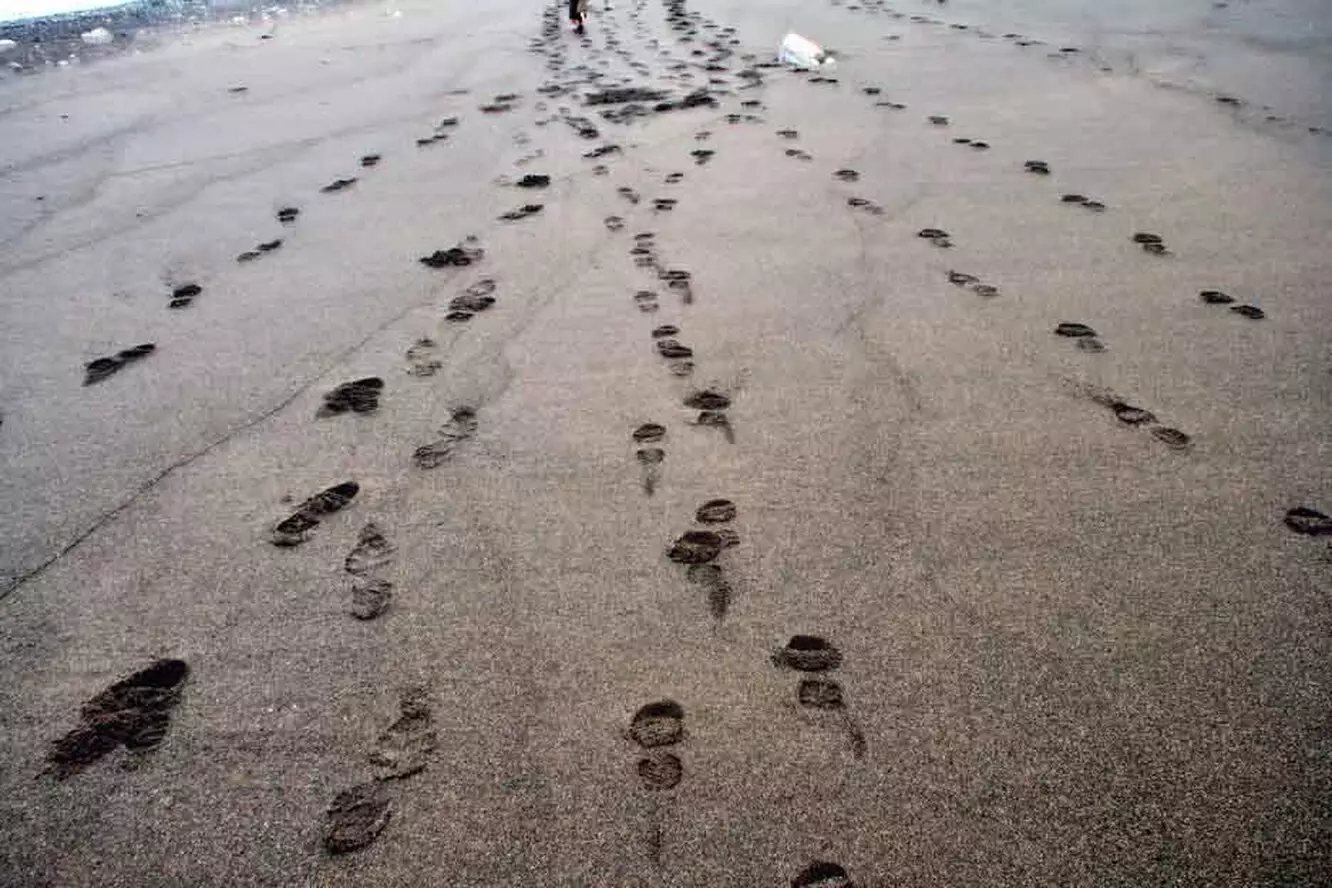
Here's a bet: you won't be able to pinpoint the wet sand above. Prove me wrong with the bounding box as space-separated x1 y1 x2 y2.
2 0 1331 885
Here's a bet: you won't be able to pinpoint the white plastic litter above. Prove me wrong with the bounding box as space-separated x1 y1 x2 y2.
80 28 113 46
0 39 18 55
778 32 831 69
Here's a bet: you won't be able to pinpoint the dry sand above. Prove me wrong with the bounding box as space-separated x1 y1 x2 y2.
2 0 1331 885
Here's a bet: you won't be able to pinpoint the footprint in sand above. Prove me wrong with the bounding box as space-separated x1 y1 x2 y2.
637 447 665 496
605 215 626 231
1024 159 1051 175
277 207 300 224
46 658 189 778
1230 304 1265 320
687 563 732 622
916 228 952 248
834 169 860 182
84 343 155 385
1285 507 1332 536
419 241 485 269
665 172 685 184
785 148 813 161
448 278 498 321
773 635 844 672
318 378 384 417
792 861 857 888
1150 427 1192 449
369 686 437 779
168 283 202 309
516 173 551 188
413 407 478 469
236 239 283 263
690 148 715 165
695 498 736 523
405 338 443 377
653 197 679 212
1199 289 1235 305
617 186 642 204
360 154 382 168
797 677 867 758
499 203 544 222
323 783 392 854
657 339 694 359
1132 232 1170 255
667 531 725 564
272 481 359 547
630 700 685 750
320 178 357 194
847 197 885 215
346 522 395 575
635 290 660 313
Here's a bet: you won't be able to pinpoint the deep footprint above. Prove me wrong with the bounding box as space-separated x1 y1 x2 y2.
47 658 189 778
668 530 724 564
319 377 383 417
272 481 359 547
1284 506 1332 536
792 861 856 888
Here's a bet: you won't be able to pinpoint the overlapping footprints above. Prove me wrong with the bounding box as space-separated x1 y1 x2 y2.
773 634 866 759
1077 383 1192 450
324 686 437 854
46 658 189 778
1199 289 1265 319
413 406 478 469
666 498 739 621
633 422 667 495
84 343 155 385
345 522 396 620
627 700 686 861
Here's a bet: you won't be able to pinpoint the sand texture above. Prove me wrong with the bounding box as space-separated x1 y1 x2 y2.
2 1 1331 885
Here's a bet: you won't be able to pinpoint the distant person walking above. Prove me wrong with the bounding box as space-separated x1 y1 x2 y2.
570 0 589 34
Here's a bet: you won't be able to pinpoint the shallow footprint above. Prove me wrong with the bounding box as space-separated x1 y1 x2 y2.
350 578 393 620
346 522 395 575
1284 506 1332 536
413 407 478 469
369 686 437 779
687 563 731 621
695 498 736 523
324 783 391 854
405 338 442 377
1150 427 1191 449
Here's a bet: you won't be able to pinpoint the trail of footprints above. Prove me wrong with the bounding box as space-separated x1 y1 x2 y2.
44 0 1306 882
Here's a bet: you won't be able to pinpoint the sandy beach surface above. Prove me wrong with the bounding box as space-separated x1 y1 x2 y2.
2 0 1331 885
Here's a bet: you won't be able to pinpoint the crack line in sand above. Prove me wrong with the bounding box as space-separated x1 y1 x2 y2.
0 271 475 605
